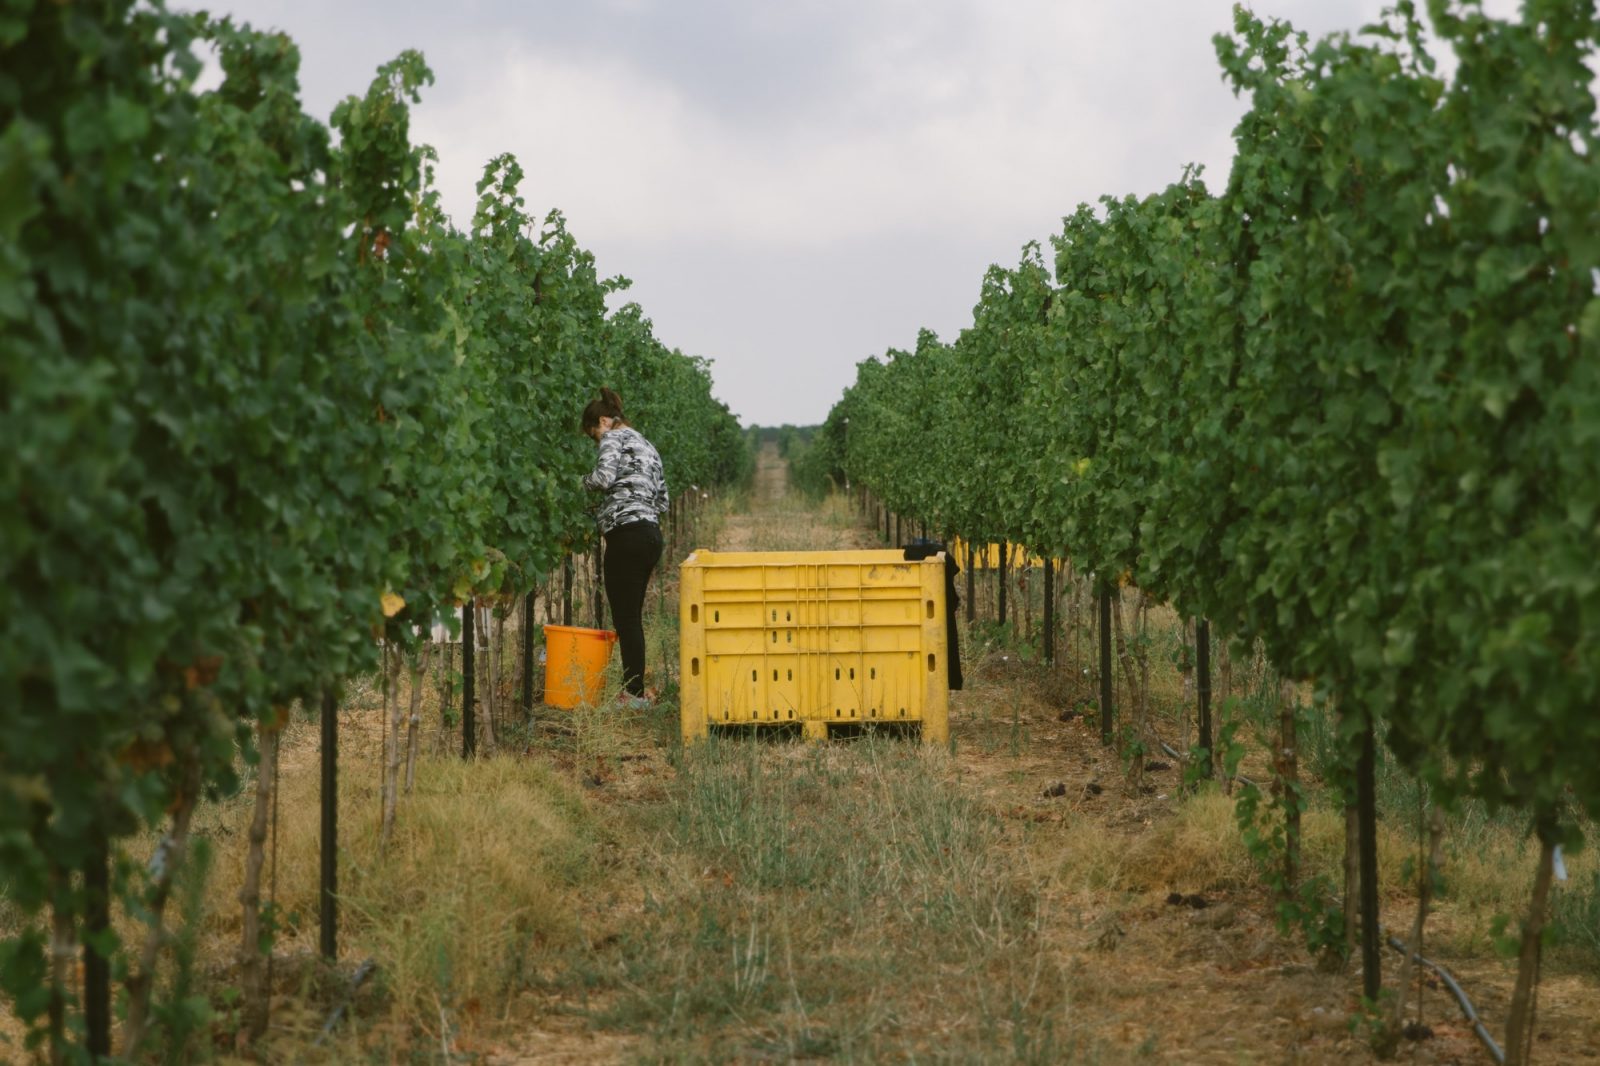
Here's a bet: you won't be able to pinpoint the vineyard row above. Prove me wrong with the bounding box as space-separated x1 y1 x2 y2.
806 4 1600 1061
3 2 746 1057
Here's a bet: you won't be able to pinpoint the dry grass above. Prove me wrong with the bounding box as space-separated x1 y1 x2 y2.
0 704 612 1063
943 635 1600 1064
10 461 1600 1064
1029 774 1430 912
164 716 603 1061
526 737 1079 1063
960 569 1600 963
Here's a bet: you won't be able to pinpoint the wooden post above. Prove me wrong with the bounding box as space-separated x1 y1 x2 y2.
1506 832 1559 1065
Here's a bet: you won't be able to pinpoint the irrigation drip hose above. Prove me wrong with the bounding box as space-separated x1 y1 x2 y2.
1154 740 1505 1065
1385 933 1506 1064
315 957 377 1046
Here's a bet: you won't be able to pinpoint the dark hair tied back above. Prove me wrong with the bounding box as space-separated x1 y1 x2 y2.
581 387 626 435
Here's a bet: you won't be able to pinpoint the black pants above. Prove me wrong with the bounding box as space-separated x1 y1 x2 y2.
603 520 663 697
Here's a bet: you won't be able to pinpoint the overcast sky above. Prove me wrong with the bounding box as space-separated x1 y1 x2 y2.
188 0 1517 427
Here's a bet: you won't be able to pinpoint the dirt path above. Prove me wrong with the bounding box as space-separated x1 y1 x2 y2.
715 440 787 552
487 455 1600 1065
752 440 788 504
716 441 875 554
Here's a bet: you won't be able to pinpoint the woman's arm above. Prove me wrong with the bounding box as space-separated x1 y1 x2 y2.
583 433 622 492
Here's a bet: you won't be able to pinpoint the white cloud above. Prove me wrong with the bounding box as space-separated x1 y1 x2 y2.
198 0 1532 425
413 2 1243 256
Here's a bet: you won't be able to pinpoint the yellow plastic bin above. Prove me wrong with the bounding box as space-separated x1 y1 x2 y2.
678 549 949 743
542 624 617 709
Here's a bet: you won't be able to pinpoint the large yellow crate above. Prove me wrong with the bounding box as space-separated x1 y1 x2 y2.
678 549 949 743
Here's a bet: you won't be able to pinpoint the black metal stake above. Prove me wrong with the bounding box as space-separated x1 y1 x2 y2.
462 602 476 758
965 539 976 624
1043 558 1055 665
442 639 453 725
562 554 574 626
319 687 337 961
1196 618 1213 776
658 545 668 616
83 833 110 1058
521 590 536 718
593 530 605 630
1358 713 1381 1002
1099 586 1113 746
998 540 1009 627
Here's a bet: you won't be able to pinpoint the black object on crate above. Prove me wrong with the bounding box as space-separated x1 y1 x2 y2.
903 539 963 691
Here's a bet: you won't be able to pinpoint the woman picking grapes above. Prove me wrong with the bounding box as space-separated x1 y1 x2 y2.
581 388 669 705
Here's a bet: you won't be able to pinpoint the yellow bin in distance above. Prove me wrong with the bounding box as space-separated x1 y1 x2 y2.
678 549 949 743
542 624 617 709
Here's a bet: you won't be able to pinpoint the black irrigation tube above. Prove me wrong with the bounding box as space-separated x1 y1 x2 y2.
314 957 378 1047
1384 932 1506 1065
1153 738 1506 1065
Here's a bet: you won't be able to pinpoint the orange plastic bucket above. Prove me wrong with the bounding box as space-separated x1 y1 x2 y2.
542 625 618 708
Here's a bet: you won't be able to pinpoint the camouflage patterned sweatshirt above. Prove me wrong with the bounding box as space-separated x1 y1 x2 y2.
582 426 669 534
